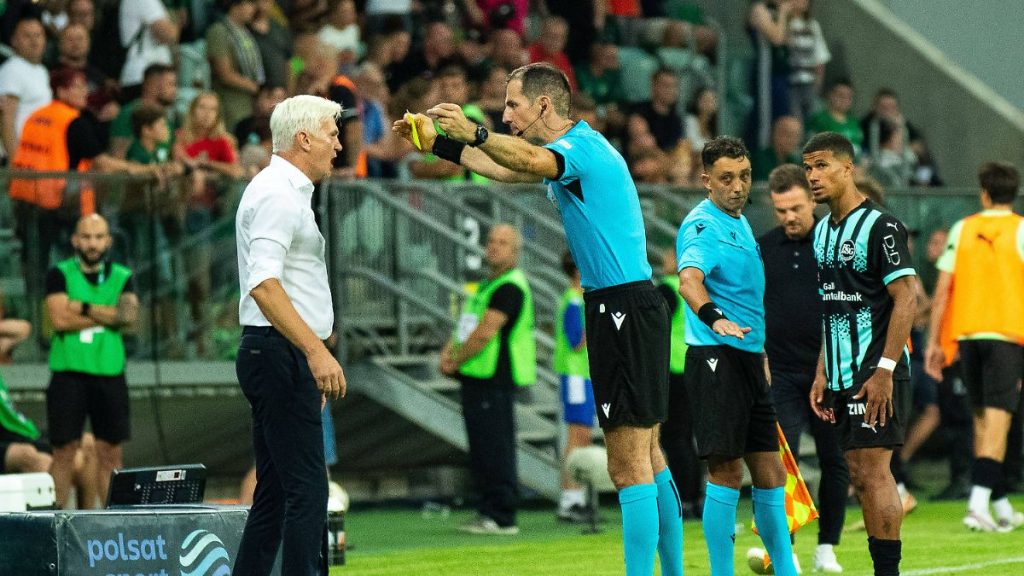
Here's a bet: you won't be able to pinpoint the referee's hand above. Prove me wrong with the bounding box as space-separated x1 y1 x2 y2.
308 348 347 400
711 318 751 339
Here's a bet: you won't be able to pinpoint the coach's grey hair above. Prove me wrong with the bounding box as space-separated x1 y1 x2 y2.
270 95 342 153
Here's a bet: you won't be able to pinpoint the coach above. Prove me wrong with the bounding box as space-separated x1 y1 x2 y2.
234 95 346 576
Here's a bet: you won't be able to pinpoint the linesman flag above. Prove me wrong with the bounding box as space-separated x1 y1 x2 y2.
752 423 819 535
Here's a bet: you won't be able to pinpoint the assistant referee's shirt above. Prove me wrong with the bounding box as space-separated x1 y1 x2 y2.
813 200 915 391
236 154 334 338
676 198 766 353
543 120 652 291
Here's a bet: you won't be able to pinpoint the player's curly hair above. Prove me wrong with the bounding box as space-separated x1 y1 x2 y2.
803 131 855 161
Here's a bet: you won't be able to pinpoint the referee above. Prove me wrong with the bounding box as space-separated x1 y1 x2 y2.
234 95 346 576
676 137 796 576
395 63 679 576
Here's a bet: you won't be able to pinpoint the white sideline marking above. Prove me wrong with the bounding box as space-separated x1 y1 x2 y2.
895 556 1024 575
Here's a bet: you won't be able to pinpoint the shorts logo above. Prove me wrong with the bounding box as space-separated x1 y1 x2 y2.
706 358 718 372
860 421 877 433
848 402 865 415
611 311 626 331
839 240 856 263
601 403 611 418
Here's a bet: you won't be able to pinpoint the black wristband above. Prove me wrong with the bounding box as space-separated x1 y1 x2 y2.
81 302 91 317
432 135 466 164
697 302 727 328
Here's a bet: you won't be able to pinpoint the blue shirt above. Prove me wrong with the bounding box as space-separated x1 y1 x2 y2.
543 121 651 291
676 198 766 353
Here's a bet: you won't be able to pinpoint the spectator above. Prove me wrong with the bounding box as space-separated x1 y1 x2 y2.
108 63 178 159
806 79 864 156
249 0 293 91
387 21 462 92
286 0 329 34
317 0 359 70
866 118 914 190
119 0 179 97
475 0 529 36
786 0 829 121
860 88 922 159
363 0 413 38
486 27 528 73
234 84 287 148
528 16 577 91
553 251 593 523
441 224 535 535
55 23 120 123
44 214 138 508
362 22 411 92
207 0 265 132
574 41 625 132
67 0 95 32
0 295 31 362
663 0 718 57
356 63 402 178
476 65 511 135
0 16 51 162
748 0 793 146
684 86 718 162
174 92 242 357
457 26 491 84
751 115 802 182
410 65 486 181
628 68 686 156
10 69 157 291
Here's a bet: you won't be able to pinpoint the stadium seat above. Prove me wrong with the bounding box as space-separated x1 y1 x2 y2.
617 46 660 103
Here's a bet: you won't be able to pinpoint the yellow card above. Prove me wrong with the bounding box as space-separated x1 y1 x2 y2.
405 110 421 150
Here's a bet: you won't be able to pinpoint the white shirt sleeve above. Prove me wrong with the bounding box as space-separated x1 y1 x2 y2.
248 191 301 249
936 219 963 273
811 20 831 65
0 61 22 97
246 238 288 293
121 0 168 44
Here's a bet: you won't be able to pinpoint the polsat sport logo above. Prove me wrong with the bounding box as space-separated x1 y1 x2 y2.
179 529 232 576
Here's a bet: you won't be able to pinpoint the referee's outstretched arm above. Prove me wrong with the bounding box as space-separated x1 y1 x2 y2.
677 266 752 340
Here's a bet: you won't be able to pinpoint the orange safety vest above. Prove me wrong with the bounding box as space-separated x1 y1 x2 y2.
331 75 367 178
943 212 1024 356
9 100 96 214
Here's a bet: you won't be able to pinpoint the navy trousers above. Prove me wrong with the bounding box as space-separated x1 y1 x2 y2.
234 326 328 576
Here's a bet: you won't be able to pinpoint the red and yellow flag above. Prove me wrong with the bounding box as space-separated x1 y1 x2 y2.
752 423 819 535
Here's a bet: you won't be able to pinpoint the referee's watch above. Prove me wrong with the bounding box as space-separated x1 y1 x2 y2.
469 124 489 147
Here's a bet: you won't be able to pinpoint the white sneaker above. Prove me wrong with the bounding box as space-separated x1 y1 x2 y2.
997 510 1024 531
745 548 801 575
813 545 843 573
457 516 519 535
963 510 1008 533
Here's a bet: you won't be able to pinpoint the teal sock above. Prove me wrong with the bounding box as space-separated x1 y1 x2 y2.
619 483 660 576
753 486 797 576
654 469 684 576
703 482 739 576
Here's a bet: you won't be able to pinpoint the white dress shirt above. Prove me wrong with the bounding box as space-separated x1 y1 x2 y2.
236 155 334 338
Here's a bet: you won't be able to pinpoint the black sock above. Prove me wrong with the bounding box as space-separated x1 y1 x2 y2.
993 476 1008 501
973 457 1002 490
868 537 901 576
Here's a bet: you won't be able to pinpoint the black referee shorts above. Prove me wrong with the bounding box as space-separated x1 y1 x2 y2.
583 281 670 429
684 345 778 459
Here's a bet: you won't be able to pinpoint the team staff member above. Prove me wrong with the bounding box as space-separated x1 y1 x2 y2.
234 95 346 576
925 161 1024 532
553 251 593 522
395 63 680 576
805 132 917 576
45 214 138 509
676 137 796 576
442 224 535 534
758 164 847 573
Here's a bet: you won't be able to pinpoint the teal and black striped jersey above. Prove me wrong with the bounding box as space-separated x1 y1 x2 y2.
813 200 916 391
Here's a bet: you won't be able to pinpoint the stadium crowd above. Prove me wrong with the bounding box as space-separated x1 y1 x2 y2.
0 1 1021 574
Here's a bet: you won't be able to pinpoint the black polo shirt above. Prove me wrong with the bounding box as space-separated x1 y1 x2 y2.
757 223 822 374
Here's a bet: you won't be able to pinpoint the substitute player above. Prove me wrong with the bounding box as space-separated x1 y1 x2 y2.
805 132 917 576
394 63 680 576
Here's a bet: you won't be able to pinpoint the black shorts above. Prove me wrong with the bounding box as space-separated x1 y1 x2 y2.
46 371 131 447
958 340 1023 413
584 281 670 428
826 376 910 451
684 345 778 459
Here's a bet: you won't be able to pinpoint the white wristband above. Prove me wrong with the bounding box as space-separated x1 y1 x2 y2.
877 357 897 372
